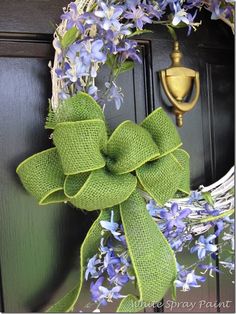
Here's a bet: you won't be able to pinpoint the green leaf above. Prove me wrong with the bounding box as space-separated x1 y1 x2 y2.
61 27 79 49
202 191 214 206
106 55 134 78
166 25 177 41
105 54 117 69
171 21 188 29
114 60 134 77
128 29 153 38
196 209 234 224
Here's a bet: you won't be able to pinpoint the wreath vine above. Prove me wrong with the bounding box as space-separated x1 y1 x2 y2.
16 1 234 313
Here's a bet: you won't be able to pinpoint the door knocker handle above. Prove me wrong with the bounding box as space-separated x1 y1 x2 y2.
160 41 200 127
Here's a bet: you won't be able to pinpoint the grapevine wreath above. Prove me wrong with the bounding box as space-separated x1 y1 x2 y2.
16 0 234 312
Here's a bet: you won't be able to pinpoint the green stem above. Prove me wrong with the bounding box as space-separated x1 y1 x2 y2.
190 209 234 224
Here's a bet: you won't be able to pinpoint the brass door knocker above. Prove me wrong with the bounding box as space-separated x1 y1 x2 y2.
160 41 200 127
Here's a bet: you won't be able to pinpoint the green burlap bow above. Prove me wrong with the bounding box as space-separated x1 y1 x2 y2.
16 92 190 312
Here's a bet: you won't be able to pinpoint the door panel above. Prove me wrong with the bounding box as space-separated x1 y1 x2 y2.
0 0 69 34
0 3 234 313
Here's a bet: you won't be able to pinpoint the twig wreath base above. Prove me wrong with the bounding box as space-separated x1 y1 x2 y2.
16 0 234 312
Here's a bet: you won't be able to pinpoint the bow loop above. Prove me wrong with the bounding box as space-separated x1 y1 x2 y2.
141 107 182 156
136 153 182 205
16 148 67 205
106 121 160 174
46 92 105 129
53 119 107 175
65 168 137 211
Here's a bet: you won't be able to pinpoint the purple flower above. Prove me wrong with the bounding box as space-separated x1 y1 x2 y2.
142 3 163 20
88 85 98 99
90 276 105 304
125 0 140 8
79 39 107 66
223 3 234 19
105 82 124 110
209 0 223 20
175 270 206 291
190 235 218 259
176 263 189 281
58 91 70 101
118 225 127 247
103 251 120 269
146 199 161 216
184 0 202 10
65 58 90 82
224 216 234 223
169 232 192 252
117 40 142 63
98 285 124 305
95 2 123 31
198 263 221 277
186 10 199 35
222 232 234 250
146 200 156 216
85 254 101 280
187 191 201 204
120 254 130 267
53 38 62 60
172 3 190 26
215 220 224 237
203 204 220 216
61 2 84 32
107 264 129 286
66 42 82 61
220 260 234 274
104 24 133 53
100 210 121 240
160 203 191 232
124 6 152 29
99 237 112 254
170 238 184 251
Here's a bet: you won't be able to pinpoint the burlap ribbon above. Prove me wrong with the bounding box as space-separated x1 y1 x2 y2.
16 92 190 312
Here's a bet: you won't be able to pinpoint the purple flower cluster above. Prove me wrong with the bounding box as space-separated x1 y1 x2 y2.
86 189 234 310
146 196 234 292
85 211 134 309
148 201 193 252
175 266 206 291
53 0 236 110
190 234 218 259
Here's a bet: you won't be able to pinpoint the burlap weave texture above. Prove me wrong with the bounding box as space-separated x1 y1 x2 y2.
16 92 190 312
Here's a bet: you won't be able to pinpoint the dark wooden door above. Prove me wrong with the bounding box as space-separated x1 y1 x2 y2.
0 2 234 312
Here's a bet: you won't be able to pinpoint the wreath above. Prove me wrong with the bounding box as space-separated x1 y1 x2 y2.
16 1 234 313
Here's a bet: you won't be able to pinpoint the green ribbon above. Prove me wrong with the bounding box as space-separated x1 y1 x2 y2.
16 92 190 312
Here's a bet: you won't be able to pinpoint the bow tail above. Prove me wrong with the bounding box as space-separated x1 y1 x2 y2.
117 295 143 313
118 189 177 312
47 208 120 312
